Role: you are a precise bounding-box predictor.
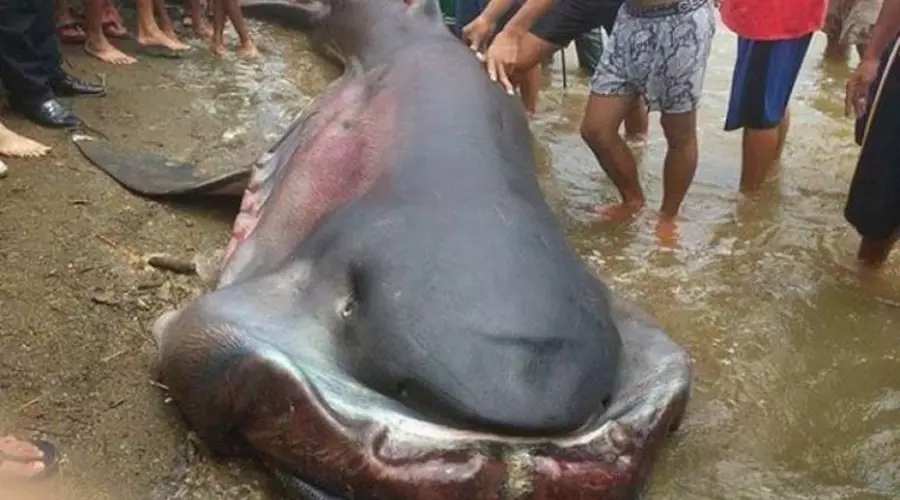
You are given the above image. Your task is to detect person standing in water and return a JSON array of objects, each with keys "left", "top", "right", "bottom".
[
  {"left": 845, "top": 0, "right": 900, "bottom": 267},
  {"left": 210, "top": 0, "right": 259, "bottom": 57},
  {"left": 467, "top": 0, "right": 715, "bottom": 239},
  {"left": 463, "top": 0, "right": 649, "bottom": 134},
  {"left": 823, "top": 0, "right": 883, "bottom": 62},
  {"left": 718, "top": 0, "right": 827, "bottom": 193}
]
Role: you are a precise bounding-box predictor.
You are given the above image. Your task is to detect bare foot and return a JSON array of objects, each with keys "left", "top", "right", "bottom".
[
  {"left": 193, "top": 20, "right": 213, "bottom": 39},
  {"left": 0, "top": 123, "right": 51, "bottom": 158},
  {"left": 591, "top": 201, "right": 644, "bottom": 222},
  {"left": 210, "top": 41, "right": 226, "bottom": 56},
  {"left": 655, "top": 216, "right": 680, "bottom": 249},
  {"left": 85, "top": 38, "right": 137, "bottom": 65},
  {"left": 161, "top": 26, "right": 180, "bottom": 42},
  {"left": 138, "top": 29, "right": 191, "bottom": 52},
  {"left": 0, "top": 437, "right": 50, "bottom": 481},
  {"left": 238, "top": 41, "right": 260, "bottom": 58},
  {"left": 0, "top": 159, "right": 7, "bottom": 178}
]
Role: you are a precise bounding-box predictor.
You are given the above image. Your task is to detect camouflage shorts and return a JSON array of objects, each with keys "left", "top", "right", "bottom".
[
  {"left": 590, "top": 0, "right": 716, "bottom": 114},
  {"left": 823, "top": 0, "right": 883, "bottom": 46}
]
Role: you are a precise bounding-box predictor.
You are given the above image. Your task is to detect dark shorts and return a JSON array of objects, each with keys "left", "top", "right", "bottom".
[
  {"left": 528, "top": 0, "right": 622, "bottom": 47},
  {"left": 845, "top": 35, "right": 900, "bottom": 241},
  {"left": 724, "top": 34, "right": 813, "bottom": 131},
  {"left": 455, "top": 0, "right": 621, "bottom": 48}
]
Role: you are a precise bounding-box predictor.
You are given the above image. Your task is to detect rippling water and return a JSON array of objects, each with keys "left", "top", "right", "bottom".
[
  {"left": 534, "top": 24, "right": 900, "bottom": 500},
  {"left": 164, "top": 17, "right": 900, "bottom": 499}
]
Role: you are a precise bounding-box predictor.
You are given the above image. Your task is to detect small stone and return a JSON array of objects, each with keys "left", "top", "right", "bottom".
[
  {"left": 91, "top": 292, "right": 119, "bottom": 306},
  {"left": 0, "top": 160, "right": 7, "bottom": 178},
  {"left": 156, "top": 281, "right": 174, "bottom": 302},
  {"left": 22, "top": 403, "right": 44, "bottom": 419}
]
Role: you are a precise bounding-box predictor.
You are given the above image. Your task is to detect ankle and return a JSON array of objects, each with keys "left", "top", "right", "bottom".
[
  {"left": 658, "top": 205, "right": 680, "bottom": 220},
  {"left": 621, "top": 194, "right": 645, "bottom": 208}
]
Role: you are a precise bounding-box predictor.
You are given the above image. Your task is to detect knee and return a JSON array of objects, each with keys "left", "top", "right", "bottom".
[
  {"left": 665, "top": 131, "right": 697, "bottom": 151},
  {"left": 660, "top": 115, "right": 698, "bottom": 150},
  {"left": 580, "top": 116, "right": 618, "bottom": 149}
]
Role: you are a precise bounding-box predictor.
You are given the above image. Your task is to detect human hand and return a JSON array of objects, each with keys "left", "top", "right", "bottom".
[
  {"left": 846, "top": 58, "right": 880, "bottom": 118},
  {"left": 483, "top": 28, "right": 524, "bottom": 94},
  {"left": 462, "top": 15, "right": 496, "bottom": 57}
]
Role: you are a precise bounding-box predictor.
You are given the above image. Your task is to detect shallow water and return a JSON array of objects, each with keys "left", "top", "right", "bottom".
[
  {"left": 534, "top": 26, "right": 900, "bottom": 500},
  {"left": 2, "top": 12, "right": 894, "bottom": 499},
  {"left": 168, "top": 18, "right": 900, "bottom": 499}
]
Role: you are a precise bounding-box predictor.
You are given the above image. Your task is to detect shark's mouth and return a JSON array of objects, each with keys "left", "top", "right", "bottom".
[{"left": 222, "top": 299, "right": 692, "bottom": 500}]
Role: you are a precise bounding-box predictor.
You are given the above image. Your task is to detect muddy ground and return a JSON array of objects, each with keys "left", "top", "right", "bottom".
[
  {"left": 6, "top": 9, "right": 896, "bottom": 500},
  {"left": 0, "top": 16, "right": 341, "bottom": 499}
]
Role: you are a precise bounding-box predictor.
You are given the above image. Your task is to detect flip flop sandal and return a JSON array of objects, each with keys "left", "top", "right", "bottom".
[
  {"left": 0, "top": 439, "right": 60, "bottom": 482},
  {"left": 56, "top": 19, "right": 87, "bottom": 45}
]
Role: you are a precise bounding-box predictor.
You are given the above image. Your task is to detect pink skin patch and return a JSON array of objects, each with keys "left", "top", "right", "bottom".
[{"left": 218, "top": 71, "right": 400, "bottom": 287}]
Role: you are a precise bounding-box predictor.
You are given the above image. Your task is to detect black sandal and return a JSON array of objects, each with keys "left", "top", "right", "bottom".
[{"left": 0, "top": 438, "right": 60, "bottom": 482}]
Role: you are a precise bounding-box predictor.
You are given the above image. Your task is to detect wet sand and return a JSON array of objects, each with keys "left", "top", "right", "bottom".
[
  {"left": 0, "top": 18, "right": 336, "bottom": 500},
  {"left": 1, "top": 15, "right": 898, "bottom": 500}
]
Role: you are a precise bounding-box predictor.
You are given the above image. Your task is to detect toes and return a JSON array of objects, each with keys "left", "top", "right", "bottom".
[
  {"left": 0, "top": 437, "right": 42, "bottom": 460},
  {"left": 0, "top": 459, "right": 45, "bottom": 478}
]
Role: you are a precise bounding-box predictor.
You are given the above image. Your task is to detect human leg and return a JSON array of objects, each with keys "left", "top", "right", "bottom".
[
  {"left": 582, "top": 94, "right": 644, "bottom": 219},
  {"left": 823, "top": 0, "right": 850, "bottom": 61},
  {"left": 858, "top": 235, "right": 898, "bottom": 266},
  {"left": 845, "top": 35, "right": 900, "bottom": 268},
  {"left": 153, "top": 0, "right": 184, "bottom": 43},
  {"left": 658, "top": 112, "right": 699, "bottom": 218},
  {"left": 53, "top": 0, "right": 86, "bottom": 44},
  {"left": 0, "top": 0, "right": 55, "bottom": 105},
  {"left": 845, "top": 0, "right": 883, "bottom": 60},
  {"left": 224, "top": 0, "right": 258, "bottom": 57},
  {"left": 724, "top": 35, "right": 812, "bottom": 193},
  {"left": 84, "top": 0, "right": 136, "bottom": 64},
  {"left": 648, "top": 0, "right": 715, "bottom": 220},
  {"left": 210, "top": 0, "right": 225, "bottom": 55},
  {"left": 580, "top": 5, "right": 647, "bottom": 219},
  {"left": 29, "top": 0, "right": 66, "bottom": 83},
  {"left": 100, "top": 0, "right": 128, "bottom": 38},
  {"left": 0, "top": 0, "right": 94, "bottom": 127},
  {"left": 25, "top": 0, "right": 105, "bottom": 96},
  {"left": 136, "top": 0, "right": 190, "bottom": 51},
  {"left": 187, "top": 0, "right": 213, "bottom": 38}
]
